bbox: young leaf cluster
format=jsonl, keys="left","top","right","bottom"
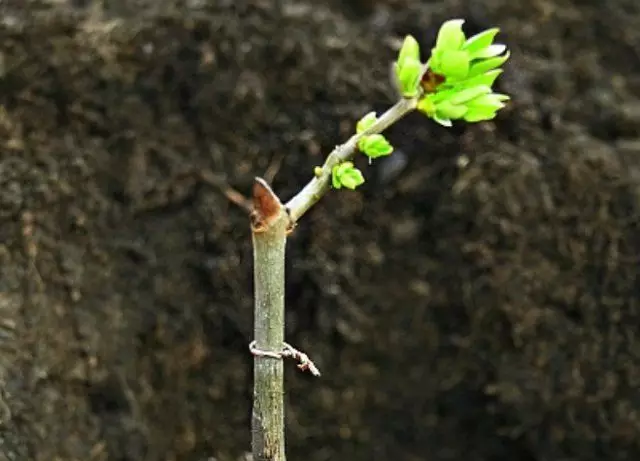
{"left": 414, "top": 19, "right": 510, "bottom": 126}
{"left": 356, "top": 112, "right": 394, "bottom": 159}
{"left": 331, "top": 161, "right": 364, "bottom": 190}
{"left": 330, "top": 19, "right": 510, "bottom": 190}
{"left": 394, "top": 35, "right": 422, "bottom": 98}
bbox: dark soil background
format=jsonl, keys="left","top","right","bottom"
{"left": 1, "top": 0, "right": 640, "bottom": 460}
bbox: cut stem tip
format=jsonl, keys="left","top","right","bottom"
{"left": 251, "top": 177, "right": 284, "bottom": 232}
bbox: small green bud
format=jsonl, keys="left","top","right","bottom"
{"left": 396, "top": 57, "right": 423, "bottom": 97}
{"left": 394, "top": 35, "right": 425, "bottom": 98}
{"left": 314, "top": 166, "right": 323, "bottom": 177}
{"left": 397, "top": 35, "right": 421, "bottom": 68}
{"left": 356, "top": 112, "right": 377, "bottom": 134}
{"left": 332, "top": 162, "right": 365, "bottom": 190}
{"left": 358, "top": 134, "right": 394, "bottom": 159}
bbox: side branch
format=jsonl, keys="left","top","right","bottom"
{"left": 284, "top": 97, "right": 417, "bottom": 222}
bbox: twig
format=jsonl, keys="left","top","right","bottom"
{"left": 281, "top": 343, "right": 321, "bottom": 376}
{"left": 200, "top": 170, "right": 252, "bottom": 212}
{"left": 264, "top": 152, "right": 286, "bottom": 184}
{"left": 249, "top": 341, "right": 322, "bottom": 377}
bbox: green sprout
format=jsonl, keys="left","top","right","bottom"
{"left": 394, "top": 35, "right": 424, "bottom": 98}
{"left": 332, "top": 162, "right": 365, "bottom": 190}
{"left": 418, "top": 19, "right": 510, "bottom": 126}
{"left": 355, "top": 112, "right": 394, "bottom": 160}
{"left": 358, "top": 134, "right": 393, "bottom": 159}
{"left": 356, "top": 111, "right": 377, "bottom": 133}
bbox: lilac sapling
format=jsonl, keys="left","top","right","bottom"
{"left": 248, "top": 19, "right": 510, "bottom": 461}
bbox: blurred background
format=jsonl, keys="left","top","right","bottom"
{"left": 1, "top": 0, "right": 639, "bottom": 460}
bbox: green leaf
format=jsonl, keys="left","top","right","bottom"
{"left": 418, "top": 96, "right": 457, "bottom": 126}
{"left": 449, "top": 85, "right": 491, "bottom": 105}
{"left": 468, "top": 51, "right": 510, "bottom": 77}
{"left": 426, "top": 54, "right": 439, "bottom": 76}
{"left": 463, "top": 93, "right": 510, "bottom": 122}
{"left": 435, "top": 101, "right": 467, "bottom": 119}
{"left": 466, "top": 93, "right": 509, "bottom": 111}
{"left": 433, "top": 114, "right": 453, "bottom": 127}
{"left": 332, "top": 162, "right": 365, "bottom": 190}
{"left": 471, "top": 44, "right": 507, "bottom": 60}
{"left": 438, "top": 50, "right": 470, "bottom": 79}
{"left": 358, "top": 134, "right": 394, "bottom": 158}
{"left": 463, "top": 107, "right": 499, "bottom": 122}
{"left": 356, "top": 112, "right": 377, "bottom": 134}
{"left": 462, "top": 28, "right": 499, "bottom": 54}
{"left": 454, "top": 69, "right": 503, "bottom": 89}
{"left": 397, "top": 35, "right": 421, "bottom": 68}
{"left": 396, "top": 57, "right": 423, "bottom": 97}
{"left": 435, "top": 19, "right": 466, "bottom": 51}
{"left": 429, "top": 86, "right": 458, "bottom": 103}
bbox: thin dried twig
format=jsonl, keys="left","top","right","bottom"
{"left": 249, "top": 341, "right": 322, "bottom": 377}
{"left": 200, "top": 170, "right": 252, "bottom": 212}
